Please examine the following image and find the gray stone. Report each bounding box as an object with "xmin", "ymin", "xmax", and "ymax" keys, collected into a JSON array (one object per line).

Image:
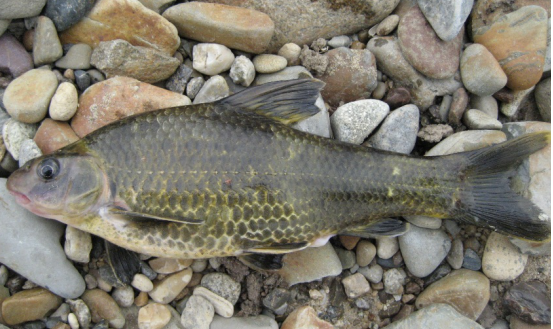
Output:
[
  {"xmin": 209, "ymin": 315, "xmax": 278, "ymax": 329},
  {"xmin": 200, "ymin": 272, "xmax": 241, "ymax": 305},
  {"xmin": 330, "ymin": 100, "xmax": 390, "ymax": 144},
  {"xmin": 18, "ymin": 139, "xmax": 42, "ymax": 167},
  {"xmin": 356, "ymin": 240, "xmax": 376, "ymax": 267},
  {"xmin": 403, "ymin": 215, "xmax": 442, "ymax": 229},
  {"xmin": 262, "ymin": 288, "xmax": 290, "ymax": 314},
  {"xmin": 376, "ymin": 236, "xmax": 398, "ymax": 259},
  {"xmin": 253, "ymin": 66, "xmax": 312, "ymax": 85},
  {"xmin": 383, "ymin": 268, "xmax": 406, "ymax": 295},
  {"xmin": 112, "ymin": 286, "xmax": 134, "ymax": 308},
  {"xmin": 446, "ymin": 238, "xmax": 464, "ymax": 270},
  {"xmin": 469, "ymin": 95, "xmax": 498, "ymax": 119},
  {"xmin": 334, "ymin": 247, "xmax": 356, "ymax": 269},
  {"xmin": 463, "ymin": 109, "xmax": 502, "ymax": 130},
  {"xmin": 367, "ymin": 36, "xmax": 462, "ymax": 110},
  {"xmin": 193, "ymin": 75, "xmax": 229, "ymax": 104},
  {"xmin": 44, "ymin": 0, "xmax": 95, "ymax": 32},
  {"xmin": 180, "ymin": 295, "xmax": 214, "ymax": 329},
  {"xmin": 376, "ymin": 15, "xmax": 400, "ymax": 36},
  {"xmin": 358, "ymin": 264, "xmax": 383, "ymax": 283},
  {"xmin": 2, "ymin": 119, "xmax": 38, "ymax": 161},
  {"xmin": 229, "ymin": 56, "xmax": 255, "ymax": 87},
  {"xmin": 33, "ymin": 16, "xmax": 63, "ymax": 66},
  {"xmin": 366, "ymin": 104, "xmax": 419, "ymax": 154},
  {"xmin": 0, "ymin": 179, "xmax": 86, "ymax": 298},
  {"xmin": 417, "ymin": 0, "xmax": 472, "ymax": 41},
  {"xmin": 55, "ymin": 44, "xmax": 93, "ymax": 70},
  {"xmin": 460, "ymin": 43, "xmax": 507, "ymax": 96},
  {"xmin": 67, "ymin": 299, "xmax": 91, "ymax": 329},
  {"xmin": 186, "ymin": 77, "xmax": 205, "ymax": 100},
  {"xmin": 0, "ymin": 0, "xmax": 46, "ymax": 19},
  {"xmin": 385, "ymin": 303, "xmax": 484, "ymax": 329},
  {"xmin": 277, "ymin": 242, "xmax": 342, "ymax": 285},
  {"xmin": 425, "ymin": 130, "xmax": 506, "ymax": 156},
  {"xmin": 500, "ymin": 87, "xmax": 535, "ymax": 118},
  {"xmin": 292, "ymin": 95, "xmax": 331, "ymax": 138},
  {"xmin": 399, "ymin": 226, "xmax": 451, "ymax": 277},
  {"xmin": 545, "ymin": 18, "xmax": 551, "ymax": 72},
  {"xmin": 504, "ymin": 281, "xmax": 551, "ymax": 325},
  {"xmin": 535, "ymin": 78, "xmax": 551, "ymax": 122},
  {"xmin": 74, "ymin": 70, "xmax": 91, "ymax": 91},
  {"xmin": 328, "ymin": 35, "xmax": 351, "ymax": 48},
  {"xmin": 462, "ymin": 248, "xmax": 481, "ymax": 271},
  {"xmin": 165, "ymin": 64, "xmax": 194, "ymax": 94},
  {"xmin": 0, "ymin": 19, "xmax": 10, "ymax": 35},
  {"xmin": 372, "ymin": 82, "xmax": 387, "ymax": 100}
]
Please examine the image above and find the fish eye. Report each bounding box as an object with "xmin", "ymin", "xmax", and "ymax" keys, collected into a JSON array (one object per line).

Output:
[{"xmin": 37, "ymin": 158, "xmax": 60, "ymax": 181}]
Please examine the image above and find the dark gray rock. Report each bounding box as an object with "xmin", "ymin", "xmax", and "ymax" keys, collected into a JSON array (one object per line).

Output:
[
  {"xmin": 462, "ymin": 249, "xmax": 481, "ymax": 271},
  {"xmin": 262, "ymin": 288, "xmax": 290, "ymax": 315},
  {"xmin": 200, "ymin": 272, "xmax": 241, "ymax": 305},
  {"xmin": 74, "ymin": 70, "xmax": 91, "ymax": 91},
  {"xmin": 165, "ymin": 64, "xmax": 193, "ymax": 94},
  {"xmin": 504, "ymin": 281, "xmax": 551, "ymax": 325},
  {"xmin": 44, "ymin": 0, "xmax": 95, "ymax": 31}
]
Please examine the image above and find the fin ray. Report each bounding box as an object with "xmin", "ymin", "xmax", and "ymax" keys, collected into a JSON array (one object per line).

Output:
[
  {"xmin": 340, "ymin": 218, "xmax": 409, "ymax": 238},
  {"xmin": 106, "ymin": 206, "xmax": 204, "ymax": 225}
]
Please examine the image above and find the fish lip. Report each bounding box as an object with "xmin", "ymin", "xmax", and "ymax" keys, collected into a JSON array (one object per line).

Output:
[{"xmin": 9, "ymin": 190, "xmax": 31, "ymax": 205}]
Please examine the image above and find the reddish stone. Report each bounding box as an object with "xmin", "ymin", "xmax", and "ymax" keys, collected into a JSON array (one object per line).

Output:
[{"xmin": 34, "ymin": 119, "xmax": 80, "ymax": 154}]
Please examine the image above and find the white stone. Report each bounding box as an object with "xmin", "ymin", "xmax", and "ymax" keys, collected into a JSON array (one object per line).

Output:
[
  {"xmin": 191, "ymin": 259, "xmax": 208, "ymax": 272},
  {"xmin": 132, "ymin": 274, "xmax": 154, "ymax": 292},
  {"xmin": 426, "ymin": 130, "xmax": 506, "ymax": 156},
  {"xmin": 330, "ymin": 100, "xmax": 390, "ymax": 144},
  {"xmin": 376, "ymin": 236, "xmax": 399, "ymax": 259},
  {"xmin": 383, "ymin": 268, "xmax": 406, "ymax": 295},
  {"xmin": 149, "ymin": 268, "xmax": 193, "ymax": 304},
  {"xmin": 112, "ymin": 286, "xmax": 135, "ymax": 308},
  {"xmin": 399, "ymin": 226, "xmax": 451, "ymax": 278},
  {"xmin": 138, "ymin": 303, "xmax": 171, "ymax": 329},
  {"xmin": 2, "ymin": 118, "xmax": 37, "ymax": 161},
  {"xmin": 193, "ymin": 43, "xmax": 234, "ymax": 76},
  {"xmin": 252, "ymin": 54, "xmax": 287, "ymax": 74},
  {"xmin": 180, "ymin": 295, "xmax": 214, "ymax": 329},
  {"xmin": 327, "ymin": 35, "xmax": 352, "ymax": 48},
  {"xmin": 469, "ymin": 95, "xmax": 498, "ymax": 119},
  {"xmin": 193, "ymin": 75, "xmax": 229, "ymax": 104},
  {"xmin": 49, "ymin": 82, "xmax": 79, "ymax": 121},
  {"xmin": 500, "ymin": 87, "xmax": 535, "ymax": 117},
  {"xmin": 278, "ymin": 43, "xmax": 301, "ymax": 66},
  {"xmin": 463, "ymin": 109, "xmax": 502, "ymax": 130},
  {"xmin": 482, "ymin": 232, "xmax": 528, "ymax": 281},
  {"xmin": 229, "ymin": 56, "xmax": 255, "ymax": 87},
  {"xmin": 18, "ymin": 139, "xmax": 42, "ymax": 167},
  {"xmin": 64, "ymin": 226, "xmax": 92, "ymax": 263},
  {"xmin": 193, "ymin": 286, "xmax": 234, "ymax": 318},
  {"xmin": 68, "ymin": 313, "xmax": 80, "ymax": 329}
]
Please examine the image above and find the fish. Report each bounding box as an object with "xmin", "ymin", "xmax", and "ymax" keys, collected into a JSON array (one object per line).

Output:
[{"xmin": 6, "ymin": 79, "xmax": 551, "ymax": 273}]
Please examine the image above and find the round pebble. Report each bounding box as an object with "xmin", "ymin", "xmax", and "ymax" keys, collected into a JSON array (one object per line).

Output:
[
  {"xmin": 383, "ymin": 268, "xmax": 406, "ymax": 295},
  {"xmin": 186, "ymin": 76, "xmax": 205, "ymax": 100},
  {"xmin": 4, "ymin": 69, "xmax": 58, "ymax": 123},
  {"xmin": 342, "ymin": 273, "xmax": 371, "ymax": 299},
  {"xmin": 229, "ymin": 56, "xmax": 255, "ymax": 87},
  {"xmin": 193, "ymin": 43, "xmax": 234, "ymax": 76},
  {"xmin": 193, "ymin": 286, "xmax": 234, "ymax": 318},
  {"xmin": 358, "ymin": 264, "xmax": 383, "ymax": 284},
  {"xmin": 131, "ymin": 274, "xmax": 154, "ymax": 292},
  {"xmin": 460, "ymin": 44, "xmax": 507, "ymax": 96},
  {"xmin": 68, "ymin": 313, "xmax": 79, "ymax": 329},
  {"xmin": 356, "ymin": 240, "xmax": 376, "ymax": 267},
  {"xmin": 191, "ymin": 259, "xmax": 208, "ymax": 273},
  {"xmin": 446, "ymin": 238, "xmax": 464, "ymax": 270},
  {"xmin": 112, "ymin": 286, "xmax": 135, "ymax": 308},
  {"xmin": 334, "ymin": 247, "xmax": 356, "ymax": 269},
  {"xmin": 2, "ymin": 118, "xmax": 38, "ymax": 161},
  {"xmin": 469, "ymin": 95, "xmax": 498, "ymax": 119},
  {"xmin": 180, "ymin": 295, "xmax": 214, "ymax": 329},
  {"xmin": 327, "ymin": 35, "xmax": 352, "ymax": 48},
  {"xmin": 49, "ymin": 82, "xmax": 79, "ymax": 121},
  {"xmin": 330, "ymin": 100, "xmax": 390, "ymax": 144},
  {"xmin": 138, "ymin": 303, "xmax": 171, "ymax": 329},
  {"xmin": 252, "ymin": 54, "xmax": 287, "ymax": 74},
  {"xmin": 277, "ymin": 43, "xmax": 301, "ymax": 66},
  {"xmin": 193, "ymin": 75, "xmax": 229, "ymax": 104},
  {"xmin": 399, "ymin": 226, "xmax": 451, "ymax": 278},
  {"xmin": 149, "ymin": 268, "xmax": 193, "ymax": 304},
  {"xmin": 376, "ymin": 15, "xmax": 399, "ymax": 36},
  {"xmin": 371, "ymin": 82, "xmax": 387, "ymax": 100},
  {"xmin": 81, "ymin": 289, "xmax": 125, "ymax": 329},
  {"xmin": 366, "ymin": 104, "xmax": 419, "ymax": 154},
  {"xmin": 376, "ymin": 236, "xmax": 399, "ymax": 260},
  {"xmin": 64, "ymin": 226, "xmax": 92, "ymax": 263},
  {"xmin": 462, "ymin": 249, "xmax": 482, "ymax": 271},
  {"xmin": 200, "ymin": 272, "xmax": 241, "ymax": 305},
  {"xmin": 482, "ymin": 232, "xmax": 528, "ymax": 281}
]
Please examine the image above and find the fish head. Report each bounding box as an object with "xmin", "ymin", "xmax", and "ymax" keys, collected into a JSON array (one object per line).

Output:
[{"xmin": 6, "ymin": 153, "xmax": 110, "ymax": 225}]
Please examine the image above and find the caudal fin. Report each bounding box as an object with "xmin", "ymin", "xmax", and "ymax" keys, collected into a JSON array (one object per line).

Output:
[{"xmin": 452, "ymin": 131, "xmax": 551, "ymax": 241}]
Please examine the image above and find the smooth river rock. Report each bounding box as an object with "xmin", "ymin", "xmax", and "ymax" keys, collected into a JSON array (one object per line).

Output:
[
  {"xmin": 482, "ymin": 232, "xmax": 528, "ymax": 281},
  {"xmin": 385, "ymin": 303, "xmax": 484, "ymax": 329},
  {"xmin": 398, "ymin": 225, "xmax": 451, "ymax": 277}
]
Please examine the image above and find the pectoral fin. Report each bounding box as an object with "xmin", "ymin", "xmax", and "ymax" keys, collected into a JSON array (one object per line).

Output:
[
  {"xmin": 243, "ymin": 241, "xmax": 309, "ymax": 254},
  {"xmin": 239, "ymin": 254, "xmax": 284, "ymax": 271},
  {"xmin": 104, "ymin": 240, "xmax": 141, "ymax": 286},
  {"xmin": 105, "ymin": 206, "xmax": 204, "ymax": 225},
  {"xmin": 340, "ymin": 218, "xmax": 409, "ymax": 238}
]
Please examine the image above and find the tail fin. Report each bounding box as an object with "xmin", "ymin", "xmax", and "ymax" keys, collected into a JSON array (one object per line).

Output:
[{"xmin": 452, "ymin": 131, "xmax": 551, "ymax": 241}]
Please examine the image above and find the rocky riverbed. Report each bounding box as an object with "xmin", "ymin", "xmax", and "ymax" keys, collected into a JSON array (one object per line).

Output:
[{"xmin": 0, "ymin": 0, "xmax": 551, "ymax": 329}]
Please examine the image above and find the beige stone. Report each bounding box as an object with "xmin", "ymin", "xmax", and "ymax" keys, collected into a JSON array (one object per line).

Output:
[
  {"xmin": 149, "ymin": 268, "xmax": 192, "ymax": 304},
  {"xmin": 1, "ymin": 288, "xmax": 62, "ymax": 325},
  {"xmin": 148, "ymin": 258, "xmax": 192, "ymax": 274},
  {"xmin": 192, "ymin": 287, "xmax": 233, "ymax": 318},
  {"xmin": 281, "ymin": 305, "xmax": 334, "ymax": 329},
  {"xmin": 137, "ymin": 303, "xmax": 171, "ymax": 329},
  {"xmin": 482, "ymin": 232, "xmax": 528, "ymax": 281},
  {"xmin": 81, "ymin": 289, "xmax": 125, "ymax": 329}
]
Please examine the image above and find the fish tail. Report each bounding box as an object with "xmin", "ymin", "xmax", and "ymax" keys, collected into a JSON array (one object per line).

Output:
[{"xmin": 452, "ymin": 131, "xmax": 550, "ymax": 241}]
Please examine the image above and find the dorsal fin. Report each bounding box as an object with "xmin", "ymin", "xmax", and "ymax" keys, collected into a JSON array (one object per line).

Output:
[{"xmin": 217, "ymin": 79, "xmax": 325, "ymax": 125}]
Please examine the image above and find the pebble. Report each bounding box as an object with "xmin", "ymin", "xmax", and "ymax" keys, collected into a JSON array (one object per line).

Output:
[
  {"xmin": 74, "ymin": 70, "xmax": 90, "ymax": 91},
  {"xmin": 193, "ymin": 75, "xmax": 229, "ymax": 104},
  {"xmin": 399, "ymin": 225, "xmax": 451, "ymax": 278},
  {"xmin": 462, "ymin": 248, "xmax": 481, "ymax": 271},
  {"xmin": 342, "ymin": 273, "xmax": 371, "ymax": 299},
  {"xmin": 33, "ymin": 16, "xmax": 63, "ymax": 66},
  {"xmin": 72, "ymin": 76, "xmax": 190, "ymax": 137},
  {"xmin": 501, "ymin": 87, "xmax": 536, "ymax": 118},
  {"xmin": 148, "ymin": 258, "xmax": 192, "ymax": 274},
  {"xmin": 1, "ymin": 288, "xmax": 62, "ymax": 325},
  {"xmin": 44, "ymin": 0, "xmax": 95, "ymax": 31},
  {"xmin": 482, "ymin": 232, "xmax": 528, "ymax": 281},
  {"xmin": 4, "ymin": 69, "xmax": 58, "ymax": 123},
  {"xmin": 137, "ymin": 303, "xmax": 171, "ymax": 329},
  {"xmin": 438, "ymin": 95, "xmax": 453, "ymax": 122},
  {"xmin": 60, "ymin": 0, "xmax": 179, "ymax": 56},
  {"xmin": 330, "ymin": 100, "xmax": 389, "ymax": 144},
  {"xmin": 149, "ymin": 268, "xmax": 192, "ymax": 304},
  {"xmin": 165, "ymin": 64, "xmax": 193, "ymax": 94},
  {"xmin": 469, "ymin": 95, "xmax": 498, "ymax": 119},
  {"xmin": 319, "ymin": 48, "xmax": 378, "ymax": 106},
  {"xmin": 200, "ymin": 272, "xmax": 241, "ymax": 305},
  {"xmin": 189, "ymin": 259, "xmax": 207, "ymax": 273},
  {"xmin": 49, "ymin": 82, "xmax": 79, "ymax": 121},
  {"xmin": 366, "ymin": 104, "xmax": 419, "ymax": 154},
  {"xmin": 67, "ymin": 299, "xmax": 91, "ymax": 329},
  {"xmin": 416, "ymin": 269, "xmax": 490, "ymax": 320},
  {"xmin": 383, "ymin": 87, "xmax": 412, "ymax": 110},
  {"xmin": 277, "ymin": 242, "xmax": 342, "ymax": 285},
  {"xmin": 84, "ymin": 274, "xmax": 98, "ymax": 290},
  {"xmin": 33, "ymin": 119, "xmax": 79, "ymax": 154},
  {"xmin": 252, "ymin": 54, "xmax": 287, "ymax": 74},
  {"xmin": 0, "ymin": 180, "xmax": 85, "ymax": 298},
  {"xmin": 63, "ymin": 226, "xmax": 92, "ymax": 263},
  {"xmin": 339, "ymin": 236, "xmax": 360, "ymax": 250},
  {"xmin": 383, "ymin": 268, "xmax": 406, "ymax": 295},
  {"xmin": 134, "ymin": 291, "xmax": 148, "ymax": 307},
  {"xmin": 398, "ymin": 6, "xmax": 463, "ymax": 79},
  {"xmin": 367, "ymin": 36, "xmax": 462, "ymax": 110},
  {"xmin": 278, "ymin": 43, "xmax": 301, "ymax": 66},
  {"xmin": 327, "ymin": 35, "xmax": 351, "ymax": 48},
  {"xmin": 463, "ymin": 109, "xmax": 502, "ymax": 130},
  {"xmin": 417, "ymin": 0, "xmax": 472, "ymax": 41},
  {"xmin": 417, "ymin": 124, "xmax": 454, "ymax": 143},
  {"xmin": 447, "ymin": 238, "xmax": 464, "ymax": 270},
  {"xmin": 0, "ymin": 265, "xmax": 7, "ymax": 286},
  {"xmin": 372, "ymin": 82, "xmax": 387, "ymax": 100},
  {"xmin": 281, "ymin": 305, "xmax": 333, "ymax": 329},
  {"xmin": 426, "ymin": 130, "xmax": 506, "ymax": 156},
  {"xmin": 504, "ymin": 281, "xmax": 550, "ymax": 325},
  {"xmin": 376, "ymin": 236, "xmax": 399, "ymax": 260},
  {"xmin": 253, "ymin": 66, "xmax": 312, "ymax": 85},
  {"xmin": 186, "ymin": 77, "xmax": 205, "ymax": 99},
  {"xmin": 0, "ymin": 33, "xmax": 33, "ymax": 77},
  {"xmin": 193, "ymin": 286, "xmax": 233, "ymax": 318},
  {"xmin": 0, "ymin": 0, "xmax": 46, "ymax": 19},
  {"xmin": 229, "ymin": 56, "xmax": 255, "ymax": 87},
  {"xmin": 262, "ymin": 288, "xmax": 290, "ymax": 315},
  {"xmin": 448, "ymin": 87, "xmax": 469, "ymax": 126},
  {"xmin": 376, "ymin": 15, "xmax": 400, "ymax": 36},
  {"xmin": 210, "ymin": 315, "xmax": 278, "ymax": 329},
  {"xmin": 180, "ymin": 295, "xmax": 214, "ymax": 329},
  {"xmin": 535, "ymin": 78, "xmax": 551, "ymax": 121},
  {"xmin": 55, "ymin": 44, "xmax": 93, "ymax": 70},
  {"xmin": 68, "ymin": 313, "xmax": 79, "ymax": 329},
  {"xmin": 90, "ymin": 39, "xmax": 180, "ymax": 84},
  {"xmin": 163, "ymin": 2, "xmax": 274, "ymax": 54},
  {"xmin": 356, "ymin": 240, "xmax": 376, "ymax": 267},
  {"xmin": 18, "ymin": 139, "xmax": 42, "ymax": 166},
  {"xmin": 81, "ymin": 289, "xmax": 125, "ymax": 329},
  {"xmin": 51, "ymin": 303, "xmax": 71, "ymax": 322},
  {"xmin": 473, "ymin": 6, "xmax": 547, "ymax": 90},
  {"xmin": 358, "ymin": 264, "xmax": 383, "ymax": 284},
  {"xmin": 192, "ymin": 43, "xmax": 234, "ymax": 76},
  {"xmin": 460, "ymin": 43, "xmax": 507, "ymax": 96},
  {"xmin": 385, "ymin": 303, "xmax": 484, "ymax": 329},
  {"xmin": 112, "ymin": 286, "xmax": 135, "ymax": 308},
  {"xmin": 334, "ymin": 247, "xmax": 356, "ymax": 270}
]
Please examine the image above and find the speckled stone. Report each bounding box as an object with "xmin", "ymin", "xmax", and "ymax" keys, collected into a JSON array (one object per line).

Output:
[
  {"xmin": 180, "ymin": 295, "xmax": 214, "ymax": 329},
  {"xmin": 366, "ymin": 104, "xmax": 419, "ymax": 154},
  {"xmin": 64, "ymin": 226, "xmax": 92, "ymax": 263},
  {"xmin": 482, "ymin": 232, "xmax": 528, "ymax": 281},
  {"xmin": 252, "ymin": 54, "xmax": 287, "ymax": 74},
  {"xmin": 342, "ymin": 273, "xmax": 371, "ymax": 299},
  {"xmin": 417, "ymin": 0, "xmax": 473, "ymax": 41},
  {"xmin": 18, "ymin": 139, "xmax": 42, "ymax": 166},
  {"xmin": 277, "ymin": 242, "xmax": 342, "ymax": 285},
  {"xmin": 330, "ymin": 100, "xmax": 389, "ymax": 144},
  {"xmin": 229, "ymin": 56, "xmax": 255, "ymax": 87},
  {"xmin": 193, "ymin": 287, "xmax": 233, "ymax": 318},
  {"xmin": 278, "ymin": 43, "xmax": 301, "ymax": 66},
  {"xmin": 200, "ymin": 272, "xmax": 241, "ymax": 305},
  {"xmin": 2, "ymin": 119, "xmax": 38, "ymax": 161}
]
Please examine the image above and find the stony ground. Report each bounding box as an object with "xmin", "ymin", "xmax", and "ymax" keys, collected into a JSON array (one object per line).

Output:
[{"xmin": 0, "ymin": 0, "xmax": 551, "ymax": 329}]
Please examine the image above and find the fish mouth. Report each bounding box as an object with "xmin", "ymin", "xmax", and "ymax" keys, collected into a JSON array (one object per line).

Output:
[{"xmin": 8, "ymin": 190, "xmax": 31, "ymax": 205}]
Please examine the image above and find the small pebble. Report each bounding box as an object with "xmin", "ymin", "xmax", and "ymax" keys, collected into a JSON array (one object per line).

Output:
[
  {"xmin": 263, "ymin": 288, "xmax": 290, "ymax": 315},
  {"xmin": 342, "ymin": 273, "xmax": 371, "ymax": 299},
  {"xmin": 33, "ymin": 16, "xmax": 63, "ymax": 66},
  {"xmin": 463, "ymin": 109, "xmax": 502, "ymax": 130},
  {"xmin": 180, "ymin": 295, "xmax": 214, "ymax": 329},
  {"xmin": 149, "ymin": 268, "xmax": 192, "ymax": 304},
  {"xmin": 376, "ymin": 237, "xmax": 399, "ymax": 259},
  {"xmin": 383, "ymin": 268, "xmax": 406, "ymax": 295},
  {"xmin": 372, "ymin": 82, "xmax": 387, "ymax": 100},
  {"xmin": 55, "ymin": 44, "xmax": 92, "ymax": 70},
  {"xmin": 84, "ymin": 275, "xmax": 97, "ymax": 290},
  {"xmin": 191, "ymin": 259, "xmax": 208, "ymax": 273},
  {"xmin": 81, "ymin": 289, "xmax": 124, "ymax": 329},
  {"xmin": 376, "ymin": 15, "xmax": 400, "ymax": 36},
  {"xmin": 281, "ymin": 305, "xmax": 333, "ymax": 329},
  {"xmin": 165, "ymin": 64, "xmax": 193, "ymax": 94},
  {"xmin": 66, "ymin": 299, "xmax": 90, "ymax": 329},
  {"xmin": 469, "ymin": 95, "xmax": 498, "ymax": 119},
  {"xmin": 358, "ymin": 264, "xmax": 383, "ymax": 283},
  {"xmin": 462, "ymin": 249, "xmax": 481, "ymax": 271},
  {"xmin": 446, "ymin": 238, "xmax": 464, "ymax": 270},
  {"xmin": 334, "ymin": 247, "xmax": 356, "ymax": 269},
  {"xmin": 134, "ymin": 291, "xmax": 148, "ymax": 307},
  {"xmin": 327, "ymin": 35, "xmax": 351, "ymax": 48},
  {"xmin": 200, "ymin": 272, "xmax": 241, "ymax": 305},
  {"xmin": 49, "ymin": 82, "xmax": 79, "ymax": 121},
  {"xmin": 2, "ymin": 119, "xmax": 38, "ymax": 161},
  {"xmin": 18, "ymin": 139, "xmax": 42, "ymax": 166},
  {"xmin": 366, "ymin": 104, "xmax": 419, "ymax": 154},
  {"xmin": 193, "ymin": 43, "xmax": 234, "ymax": 76},
  {"xmin": 64, "ymin": 226, "xmax": 92, "ymax": 263},
  {"xmin": 330, "ymin": 100, "xmax": 389, "ymax": 144},
  {"xmin": 138, "ymin": 303, "xmax": 171, "ymax": 329},
  {"xmin": 0, "ymin": 265, "xmax": 8, "ymax": 286},
  {"xmin": 356, "ymin": 240, "xmax": 376, "ymax": 267},
  {"xmin": 229, "ymin": 56, "xmax": 255, "ymax": 87},
  {"xmin": 277, "ymin": 43, "xmax": 301, "ymax": 66},
  {"xmin": 68, "ymin": 313, "xmax": 79, "ymax": 329},
  {"xmin": 112, "ymin": 286, "xmax": 135, "ymax": 308},
  {"xmin": 252, "ymin": 54, "xmax": 287, "ymax": 74},
  {"xmin": 193, "ymin": 75, "xmax": 229, "ymax": 104},
  {"xmin": 74, "ymin": 70, "xmax": 90, "ymax": 91},
  {"xmin": 193, "ymin": 286, "xmax": 234, "ymax": 318},
  {"xmin": 51, "ymin": 303, "xmax": 70, "ymax": 323},
  {"xmin": 186, "ymin": 76, "xmax": 205, "ymax": 99},
  {"xmin": 131, "ymin": 274, "xmax": 154, "ymax": 292}
]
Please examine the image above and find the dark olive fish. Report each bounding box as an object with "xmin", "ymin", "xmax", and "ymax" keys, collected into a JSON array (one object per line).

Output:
[{"xmin": 6, "ymin": 79, "xmax": 551, "ymax": 271}]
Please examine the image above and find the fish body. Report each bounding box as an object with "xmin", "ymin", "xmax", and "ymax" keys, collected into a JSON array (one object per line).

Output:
[{"xmin": 6, "ymin": 80, "xmax": 551, "ymax": 263}]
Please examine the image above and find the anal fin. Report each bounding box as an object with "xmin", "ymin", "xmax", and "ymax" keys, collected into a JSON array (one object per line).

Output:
[{"xmin": 340, "ymin": 218, "xmax": 409, "ymax": 239}]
